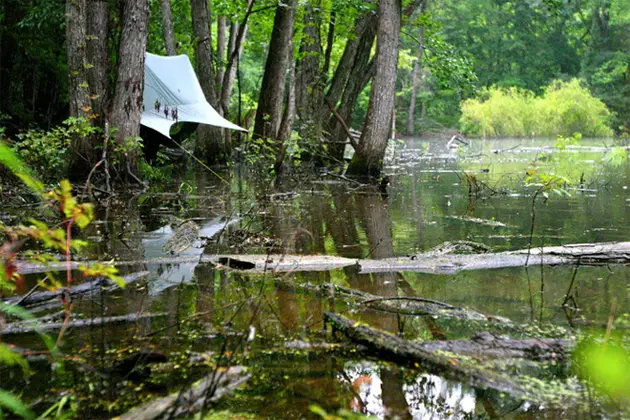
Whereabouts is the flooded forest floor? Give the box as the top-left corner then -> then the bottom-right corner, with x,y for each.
2,137 -> 630,418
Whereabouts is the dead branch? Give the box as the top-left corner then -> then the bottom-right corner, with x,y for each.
2,271 -> 149,308
0,312 -> 167,335
115,366 -> 250,420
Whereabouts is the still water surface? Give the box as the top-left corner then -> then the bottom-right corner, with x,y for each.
2,137 -> 629,418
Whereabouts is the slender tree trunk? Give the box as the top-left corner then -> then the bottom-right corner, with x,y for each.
191,0 -> 226,163
216,16 -> 227,86
221,22 -> 248,116
322,11 -> 336,78
275,38 -> 296,175
406,1 -> 427,135
160,0 -> 177,56
253,0 -> 297,140
406,27 -> 425,135
325,12 -> 376,110
347,0 -> 401,178
326,22 -> 376,161
109,0 -> 150,179
221,21 -> 248,150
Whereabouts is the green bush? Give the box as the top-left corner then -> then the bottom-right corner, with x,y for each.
460,79 -> 613,137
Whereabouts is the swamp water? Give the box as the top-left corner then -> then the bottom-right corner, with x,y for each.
2,137 -> 630,418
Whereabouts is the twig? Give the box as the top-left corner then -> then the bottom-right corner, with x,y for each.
361,296 -> 457,309
324,98 -> 359,150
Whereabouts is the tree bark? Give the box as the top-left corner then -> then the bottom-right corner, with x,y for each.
191,0 -> 227,163
160,0 -> 177,56
325,12 -> 376,111
275,39 -> 297,175
66,0 -> 90,120
86,0 -> 110,122
221,21 -> 249,116
322,11 -> 336,78
67,0 -> 97,177
326,25 -> 376,161
346,0 -> 401,178
295,4 -> 323,143
109,0 -> 150,179
253,0 -> 297,140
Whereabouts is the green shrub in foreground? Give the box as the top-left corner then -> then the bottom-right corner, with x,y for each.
460,79 -> 613,137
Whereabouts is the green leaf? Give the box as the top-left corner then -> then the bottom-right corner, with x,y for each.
0,344 -> 29,373
0,142 -> 44,194
0,390 -> 35,419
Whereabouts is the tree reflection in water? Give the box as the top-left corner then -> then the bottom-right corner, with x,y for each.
340,361 -> 477,419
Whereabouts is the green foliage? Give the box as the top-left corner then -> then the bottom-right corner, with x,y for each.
460,79 -> 613,137
12,117 -> 98,178
555,133 -> 582,150
0,142 -> 125,418
573,338 -> 630,402
603,146 -> 628,167
460,86 -> 536,137
0,389 -> 35,419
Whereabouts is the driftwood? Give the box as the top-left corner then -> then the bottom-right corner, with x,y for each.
13,241 -> 630,275
415,332 -> 574,361
2,271 -> 149,309
114,366 -> 250,420
325,312 -> 578,403
0,312 -> 167,335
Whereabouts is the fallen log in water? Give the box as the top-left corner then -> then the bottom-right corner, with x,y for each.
114,366 -> 250,420
0,312 -> 167,335
13,241 -> 630,275
324,312 -> 578,403
415,331 -> 574,361
1,271 -> 149,309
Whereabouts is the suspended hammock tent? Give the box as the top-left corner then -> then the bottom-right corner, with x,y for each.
140,53 -> 245,153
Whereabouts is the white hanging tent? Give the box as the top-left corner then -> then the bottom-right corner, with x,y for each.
141,52 -> 245,138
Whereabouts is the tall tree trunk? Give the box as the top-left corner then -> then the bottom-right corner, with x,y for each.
109,0 -> 150,179
295,5 -> 323,127
86,0 -> 109,123
66,0 -> 90,119
275,39 -> 296,176
322,11 -> 336,78
221,22 -> 248,116
325,12 -> 376,111
326,22 -> 376,161
66,0 -> 95,176
346,0 -> 401,178
253,0 -> 297,140
191,0 -> 226,163
160,0 -> 177,56
220,21 -> 248,150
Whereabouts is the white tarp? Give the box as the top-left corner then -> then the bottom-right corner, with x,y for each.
141,52 -> 245,138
